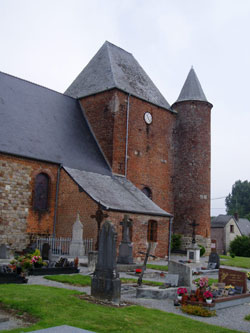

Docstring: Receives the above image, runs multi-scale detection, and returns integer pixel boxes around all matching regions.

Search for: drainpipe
[168,217,173,265]
[53,164,62,237]
[125,94,130,177]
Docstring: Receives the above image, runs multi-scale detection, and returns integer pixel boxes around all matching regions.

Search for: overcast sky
[1,0,250,216]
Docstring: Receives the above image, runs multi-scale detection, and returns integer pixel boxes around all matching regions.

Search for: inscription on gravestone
[189,252,194,260]
[219,268,247,293]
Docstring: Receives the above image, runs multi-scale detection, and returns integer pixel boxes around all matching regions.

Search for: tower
[172,68,213,252]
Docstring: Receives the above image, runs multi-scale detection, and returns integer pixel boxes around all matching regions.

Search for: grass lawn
[0,284,239,333]
[220,255,250,269]
[146,264,168,271]
[44,274,164,287]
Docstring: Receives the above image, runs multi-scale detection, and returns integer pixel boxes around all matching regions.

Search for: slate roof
[65,41,172,111]
[236,218,250,236]
[64,166,172,217]
[211,215,234,228]
[174,67,208,104]
[0,71,110,175]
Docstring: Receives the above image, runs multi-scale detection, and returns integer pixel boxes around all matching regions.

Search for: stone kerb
[69,214,85,257]
[168,260,192,287]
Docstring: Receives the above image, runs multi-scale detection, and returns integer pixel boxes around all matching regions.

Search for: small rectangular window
[230,225,234,233]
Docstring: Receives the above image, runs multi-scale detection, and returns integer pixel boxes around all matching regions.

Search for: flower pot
[206,299,212,304]
[177,295,182,301]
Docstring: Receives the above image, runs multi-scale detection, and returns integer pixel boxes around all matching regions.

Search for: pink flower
[177,287,187,295]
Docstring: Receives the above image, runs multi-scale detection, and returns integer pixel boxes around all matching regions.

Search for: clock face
[144,112,152,125]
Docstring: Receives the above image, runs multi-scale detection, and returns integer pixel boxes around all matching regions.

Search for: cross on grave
[120,215,132,243]
[91,203,109,250]
[137,243,157,287]
[189,220,199,244]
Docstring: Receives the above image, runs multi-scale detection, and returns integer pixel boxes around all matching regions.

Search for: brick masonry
[57,169,170,258]
[80,89,175,214]
[172,100,212,252]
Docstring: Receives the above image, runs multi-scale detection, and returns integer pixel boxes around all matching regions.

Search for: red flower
[177,287,187,295]
[135,268,142,273]
[203,291,213,299]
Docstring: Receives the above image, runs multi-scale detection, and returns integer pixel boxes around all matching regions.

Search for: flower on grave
[225,285,234,290]
[247,272,250,280]
[31,255,42,264]
[203,291,213,300]
[135,268,142,274]
[195,277,208,288]
[177,287,187,296]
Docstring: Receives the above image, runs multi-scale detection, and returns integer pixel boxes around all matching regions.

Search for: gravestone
[168,260,192,287]
[42,243,50,260]
[208,252,220,269]
[117,215,133,264]
[0,244,11,259]
[91,221,121,304]
[69,213,85,257]
[219,268,247,293]
[165,274,179,287]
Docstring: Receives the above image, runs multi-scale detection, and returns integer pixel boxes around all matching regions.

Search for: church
[0,41,212,258]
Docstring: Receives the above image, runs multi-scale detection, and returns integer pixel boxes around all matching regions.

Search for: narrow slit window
[147,220,157,242]
[33,173,50,211]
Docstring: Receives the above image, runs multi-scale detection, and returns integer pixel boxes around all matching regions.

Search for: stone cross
[91,220,121,303]
[120,214,132,243]
[117,215,133,264]
[189,220,199,244]
[69,213,85,257]
[91,204,109,250]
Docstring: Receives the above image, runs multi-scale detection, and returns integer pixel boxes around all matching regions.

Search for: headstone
[42,243,50,260]
[88,251,98,272]
[187,243,200,263]
[69,213,85,257]
[165,274,179,287]
[168,260,192,287]
[0,244,11,259]
[117,215,133,264]
[91,221,121,304]
[219,268,247,293]
[208,252,220,269]
[211,239,217,252]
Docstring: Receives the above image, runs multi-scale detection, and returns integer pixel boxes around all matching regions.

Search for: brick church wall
[0,154,57,251]
[80,90,175,215]
[173,100,212,252]
[57,169,170,258]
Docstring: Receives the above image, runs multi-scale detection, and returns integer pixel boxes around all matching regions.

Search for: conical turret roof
[65,41,171,111]
[175,67,208,103]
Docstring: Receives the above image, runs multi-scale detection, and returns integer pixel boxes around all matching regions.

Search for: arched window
[147,220,157,242]
[142,186,152,200]
[33,173,50,211]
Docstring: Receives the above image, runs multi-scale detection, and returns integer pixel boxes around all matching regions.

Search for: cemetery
[0,215,250,332]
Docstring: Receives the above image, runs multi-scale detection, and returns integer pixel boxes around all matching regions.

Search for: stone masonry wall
[0,154,58,251]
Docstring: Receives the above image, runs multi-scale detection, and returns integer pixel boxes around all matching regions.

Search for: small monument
[187,220,200,263]
[91,221,121,304]
[117,215,133,264]
[0,244,11,259]
[69,213,85,257]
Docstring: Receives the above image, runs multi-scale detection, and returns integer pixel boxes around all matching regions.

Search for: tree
[225,180,250,219]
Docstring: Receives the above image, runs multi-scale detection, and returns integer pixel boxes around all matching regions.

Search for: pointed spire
[175,67,208,103]
[65,41,171,111]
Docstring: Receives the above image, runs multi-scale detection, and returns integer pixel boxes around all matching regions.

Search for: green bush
[198,245,205,257]
[171,234,182,251]
[229,235,250,257]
